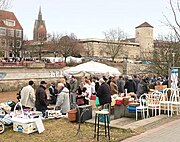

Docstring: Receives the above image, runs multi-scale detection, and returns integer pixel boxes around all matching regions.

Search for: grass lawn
[0,118,136,142]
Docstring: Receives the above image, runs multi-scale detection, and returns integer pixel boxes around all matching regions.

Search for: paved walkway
[122,118,180,142]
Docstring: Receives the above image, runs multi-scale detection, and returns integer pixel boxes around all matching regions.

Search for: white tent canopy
[64,61,121,76]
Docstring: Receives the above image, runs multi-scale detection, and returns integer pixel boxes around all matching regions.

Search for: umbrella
[64,61,121,76]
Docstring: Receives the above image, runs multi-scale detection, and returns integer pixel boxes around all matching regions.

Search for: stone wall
[0,78,63,92]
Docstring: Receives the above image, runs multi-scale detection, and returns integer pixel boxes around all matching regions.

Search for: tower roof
[136,22,153,29]
[38,6,42,20]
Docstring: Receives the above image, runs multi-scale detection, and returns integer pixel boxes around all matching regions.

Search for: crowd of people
[0,57,51,63]
[17,74,169,117]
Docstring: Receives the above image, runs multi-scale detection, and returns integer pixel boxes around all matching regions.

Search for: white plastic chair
[171,88,180,116]
[136,94,149,120]
[159,88,175,117]
[148,91,162,117]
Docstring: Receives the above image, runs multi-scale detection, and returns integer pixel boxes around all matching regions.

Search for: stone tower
[33,7,47,41]
[135,22,154,59]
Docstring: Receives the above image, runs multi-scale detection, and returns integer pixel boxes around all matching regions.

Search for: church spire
[38,6,42,21]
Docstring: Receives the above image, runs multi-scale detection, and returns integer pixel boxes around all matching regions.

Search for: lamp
[123,54,128,75]
[172,53,175,67]
[39,41,43,60]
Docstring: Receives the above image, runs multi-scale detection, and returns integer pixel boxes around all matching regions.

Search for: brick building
[0,10,23,58]
[33,7,47,41]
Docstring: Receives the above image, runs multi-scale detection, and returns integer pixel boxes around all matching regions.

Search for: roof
[136,22,153,29]
[0,10,23,30]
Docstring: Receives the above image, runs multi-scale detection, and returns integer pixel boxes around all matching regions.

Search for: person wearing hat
[55,83,70,115]
[35,80,48,117]
[20,80,35,110]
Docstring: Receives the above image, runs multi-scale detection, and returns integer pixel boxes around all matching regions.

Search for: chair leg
[104,114,107,137]
[147,109,149,118]
[136,110,138,120]
[97,115,100,141]
[107,115,110,141]
[94,114,97,138]
[167,104,169,117]
[143,109,145,119]
[171,104,173,117]
[177,105,178,115]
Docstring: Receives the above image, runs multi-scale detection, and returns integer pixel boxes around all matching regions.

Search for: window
[16,30,22,37]
[0,28,6,35]
[1,39,6,47]
[8,29,14,37]
[5,19,15,26]
[8,39,14,47]
[16,40,21,48]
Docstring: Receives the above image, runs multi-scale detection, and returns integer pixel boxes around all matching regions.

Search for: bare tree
[0,0,11,9]
[49,33,83,63]
[103,28,127,61]
[148,34,180,76]
[164,0,180,41]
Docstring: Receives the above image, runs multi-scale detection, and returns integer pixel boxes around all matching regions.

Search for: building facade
[81,21,154,61]
[0,10,23,58]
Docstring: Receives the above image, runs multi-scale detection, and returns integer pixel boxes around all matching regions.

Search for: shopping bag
[96,97,100,106]
[11,102,41,134]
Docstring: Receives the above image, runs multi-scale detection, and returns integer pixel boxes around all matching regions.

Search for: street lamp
[39,41,43,61]
[123,54,128,75]
[172,53,175,67]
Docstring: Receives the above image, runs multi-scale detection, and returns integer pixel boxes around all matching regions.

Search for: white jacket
[20,85,35,108]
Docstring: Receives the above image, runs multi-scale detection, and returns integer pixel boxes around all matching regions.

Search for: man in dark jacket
[136,78,149,98]
[48,82,58,104]
[35,81,48,117]
[124,76,136,94]
[117,76,124,93]
[96,78,111,107]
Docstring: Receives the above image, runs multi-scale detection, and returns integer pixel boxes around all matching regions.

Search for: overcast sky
[10,0,173,40]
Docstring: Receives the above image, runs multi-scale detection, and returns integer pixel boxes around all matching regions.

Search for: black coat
[124,80,136,93]
[35,85,48,111]
[96,83,111,105]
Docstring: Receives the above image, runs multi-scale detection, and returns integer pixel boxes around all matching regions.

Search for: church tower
[135,22,154,59]
[33,7,47,41]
